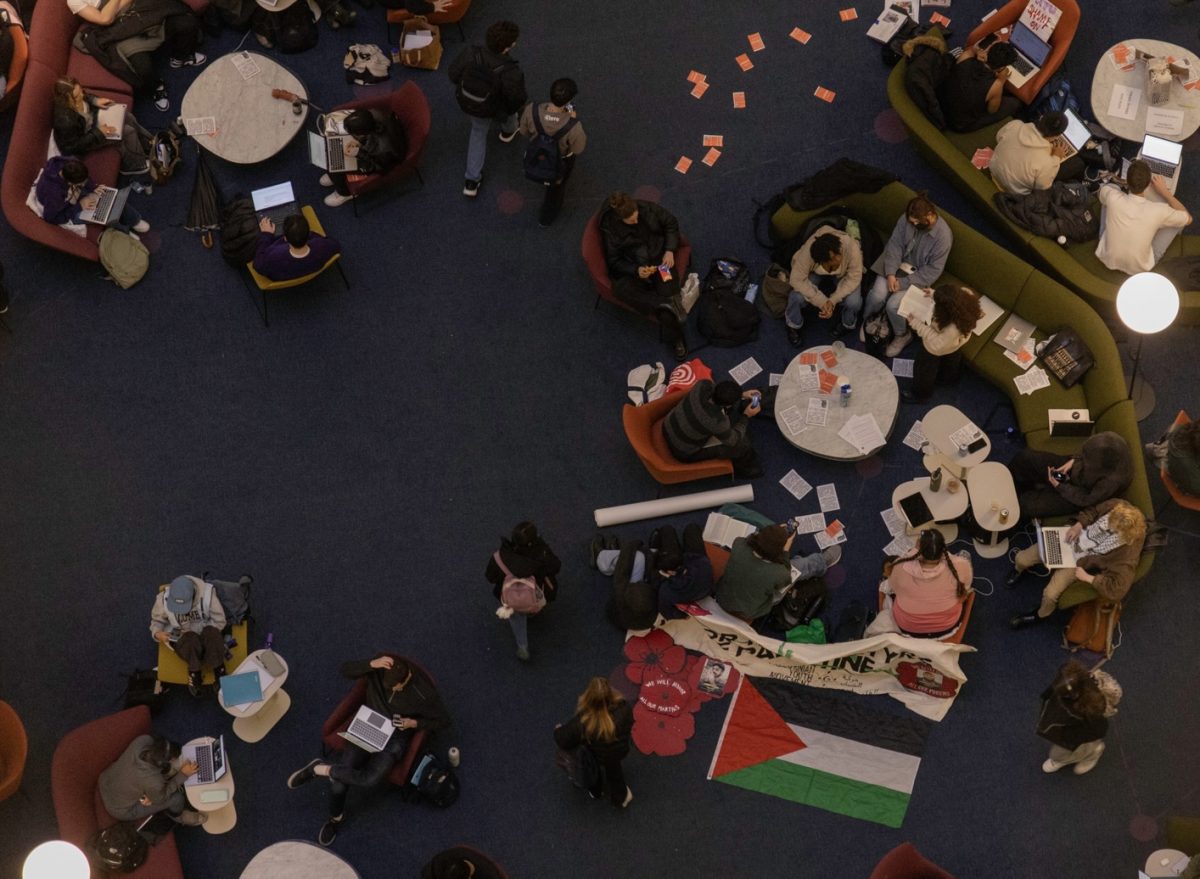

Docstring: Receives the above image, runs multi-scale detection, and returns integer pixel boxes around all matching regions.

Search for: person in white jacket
[149,575,227,696]
[901,284,983,403]
[990,112,1070,196]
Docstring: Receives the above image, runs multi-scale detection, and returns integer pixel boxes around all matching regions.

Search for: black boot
[786,326,804,348]
[1004,566,1024,588]
[1009,609,1042,630]
[327,1,356,28]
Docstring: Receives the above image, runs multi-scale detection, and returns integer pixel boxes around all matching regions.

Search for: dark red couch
[51,706,184,879]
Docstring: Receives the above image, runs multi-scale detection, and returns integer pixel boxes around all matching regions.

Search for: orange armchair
[386,0,472,43]
[0,700,27,801]
[335,81,431,217]
[581,210,692,319]
[622,394,734,486]
[967,0,1081,105]
[1159,411,1200,513]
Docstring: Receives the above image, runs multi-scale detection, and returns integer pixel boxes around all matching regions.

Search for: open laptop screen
[1143,134,1183,166]
[251,181,295,212]
[1010,21,1052,67]
[1062,108,1091,150]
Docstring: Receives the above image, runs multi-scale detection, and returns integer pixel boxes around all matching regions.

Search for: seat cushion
[968,338,1087,433]
[67,50,134,95]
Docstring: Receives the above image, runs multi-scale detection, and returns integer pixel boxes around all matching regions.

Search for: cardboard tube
[594,484,755,527]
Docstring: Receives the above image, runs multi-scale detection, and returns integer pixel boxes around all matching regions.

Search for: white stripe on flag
[779,725,921,794]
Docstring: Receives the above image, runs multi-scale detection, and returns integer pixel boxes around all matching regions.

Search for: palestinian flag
[708,677,931,827]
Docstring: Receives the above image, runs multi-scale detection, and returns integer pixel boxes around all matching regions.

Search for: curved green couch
[772,181,1153,589]
[887,59,1200,325]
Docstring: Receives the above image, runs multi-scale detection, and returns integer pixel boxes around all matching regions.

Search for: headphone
[140,736,178,775]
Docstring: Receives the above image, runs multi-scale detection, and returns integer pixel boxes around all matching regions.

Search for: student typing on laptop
[253,212,342,282]
[35,157,149,235]
[288,655,449,847]
[938,38,1022,133]
[1007,499,1146,629]
[1095,159,1193,275]
[98,734,208,828]
[1009,431,1133,519]
[990,111,1085,195]
[317,108,408,208]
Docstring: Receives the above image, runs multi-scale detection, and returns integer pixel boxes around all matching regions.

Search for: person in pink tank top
[866,529,972,638]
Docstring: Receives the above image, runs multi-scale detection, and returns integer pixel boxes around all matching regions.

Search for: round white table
[1091,39,1200,142]
[892,476,969,543]
[773,346,899,461]
[183,736,236,834]
[920,404,991,480]
[241,841,360,879]
[218,649,291,743]
[1143,848,1191,878]
[180,52,309,164]
[965,461,1019,558]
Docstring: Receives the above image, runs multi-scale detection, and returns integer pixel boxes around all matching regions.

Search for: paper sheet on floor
[780,469,813,501]
[729,357,763,385]
[817,483,840,512]
[891,358,914,378]
[884,534,916,556]
[769,372,783,386]
[902,420,927,451]
[792,513,826,534]
[880,508,907,538]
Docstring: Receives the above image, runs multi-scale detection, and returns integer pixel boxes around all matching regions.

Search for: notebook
[219,670,264,707]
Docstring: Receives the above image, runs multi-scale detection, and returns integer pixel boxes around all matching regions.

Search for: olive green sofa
[887,59,1200,325]
[772,181,1153,590]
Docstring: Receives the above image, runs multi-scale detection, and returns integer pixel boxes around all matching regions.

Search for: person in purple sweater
[252,213,341,281]
[36,156,149,234]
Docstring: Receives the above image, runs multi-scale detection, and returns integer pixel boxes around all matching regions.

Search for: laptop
[1050,107,1092,159]
[97,103,126,141]
[251,181,297,228]
[1138,134,1184,193]
[338,705,395,754]
[995,312,1036,353]
[1048,408,1093,437]
[78,185,131,226]
[186,735,227,786]
[307,130,358,174]
[897,492,935,530]
[1006,21,1052,88]
[1035,520,1078,569]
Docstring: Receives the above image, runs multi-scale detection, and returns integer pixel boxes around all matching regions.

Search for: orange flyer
[702,148,721,167]
[702,135,724,147]
[931,12,950,26]
[691,80,710,99]
[799,353,819,366]
[839,7,858,21]
[790,27,812,44]
[732,91,746,108]
[748,32,765,52]
[674,156,693,174]
[736,53,754,72]
[814,86,836,103]
[687,70,706,84]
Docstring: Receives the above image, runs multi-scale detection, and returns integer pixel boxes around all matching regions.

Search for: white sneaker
[1042,758,1066,773]
[324,191,355,207]
[1072,743,1105,775]
[132,220,150,233]
[858,322,866,343]
[819,545,842,568]
[318,174,333,187]
[885,331,913,358]
[621,787,633,808]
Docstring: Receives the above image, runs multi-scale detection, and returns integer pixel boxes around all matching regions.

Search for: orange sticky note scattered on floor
[930,12,950,26]
[748,32,765,52]
[702,148,722,167]
[687,70,706,84]
[790,27,812,44]
[675,156,693,174]
[690,80,710,99]
[732,91,746,108]
[703,134,724,147]
[814,86,836,103]
[839,7,858,21]
[736,53,754,72]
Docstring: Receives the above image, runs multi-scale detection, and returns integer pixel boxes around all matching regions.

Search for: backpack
[87,823,148,874]
[696,258,760,347]
[760,262,790,319]
[343,43,391,85]
[207,574,253,626]
[220,196,260,267]
[455,47,514,118]
[98,228,149,289]
[410,753,460,807]
[120,668,163,713]
[492,550,546,615]
[273,1,317,54]
[862,308,895,359]
[833,599,875,642]
[1063,599,1121,658]
[1030,75,1082,120]
[148,125,182,184]
[523,110,577,184]
[626,361,667,405]
[768,578,827,632]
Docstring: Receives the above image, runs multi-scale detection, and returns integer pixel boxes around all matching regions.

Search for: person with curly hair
[900,283,983,402]
[1145,417,1200,497]
[714,523,840,623]
[866,529,973,637]
[1036,661,1111,775]
[553,677,634,808]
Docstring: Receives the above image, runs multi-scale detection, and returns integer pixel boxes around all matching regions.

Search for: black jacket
[1060,432,1134,510]
[1036,688,1107,750]
[598,199,680,279]
[993,184,1100,243]
[553,699,634,760]
[484,536,561,602]
[52,101,108,157]
[447,45,527,115]
[421,847,504,879]
[353,109,408,175]
[340,658,450,733]
[783,159,897,211]
[903,38,954,130]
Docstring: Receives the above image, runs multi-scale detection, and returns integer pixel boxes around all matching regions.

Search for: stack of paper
[898,286,935,324]
[838,413,887,455]
[1004,338,1037,370]
[1014,365,1051,395]
[792,513,827,534]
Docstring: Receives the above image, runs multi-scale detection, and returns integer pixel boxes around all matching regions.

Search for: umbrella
[185,145,223,249]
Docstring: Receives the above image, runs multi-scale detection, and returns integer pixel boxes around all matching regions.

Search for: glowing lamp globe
[1116,272,1178,334]
[23,841,90,879]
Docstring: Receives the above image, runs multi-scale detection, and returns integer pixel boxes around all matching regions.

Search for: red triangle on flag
[710,678,806,777]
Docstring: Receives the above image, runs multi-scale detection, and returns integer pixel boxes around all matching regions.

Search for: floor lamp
[23,841,90,879]
[1116,272,1179,422]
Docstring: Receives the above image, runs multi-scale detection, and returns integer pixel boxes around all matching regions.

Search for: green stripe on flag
[715,758,910,828]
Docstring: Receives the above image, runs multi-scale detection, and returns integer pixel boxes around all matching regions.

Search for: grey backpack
[98,229,149,289]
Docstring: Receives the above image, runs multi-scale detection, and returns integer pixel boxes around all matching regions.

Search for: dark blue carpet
[2,1,1199,877]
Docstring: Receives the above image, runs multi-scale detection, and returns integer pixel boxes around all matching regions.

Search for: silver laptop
[307,131,358,174]
[995,312,1035,353]
[338,705,395,754]
[1035,520,1078,569]
[78,185,131,226]
[1050,107,1091,160]
[1139,134,1184,193]
[1006,21,1052,88]
[251,181,297,228]
[186,734,227,786]
[97,103,126,141]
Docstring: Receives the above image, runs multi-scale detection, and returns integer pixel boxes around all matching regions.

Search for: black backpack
[206,573,253,626]
[833,599,875,643]
[88,823,148,874]
[696,258,760,347]
[523,111,576,184]
[455,47,514,118]
[768,577,827,632]
[411,753,460,807]
[272,2,317,54]
[220,196,260,267]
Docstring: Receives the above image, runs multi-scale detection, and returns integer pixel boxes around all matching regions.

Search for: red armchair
[51,706,184,879]
[320,655,432,787]
[869,842,956,879]
[622,394,734,486]
[1158,411,1200,513]
[581,210,692,319]
[0,700,27,801]
[335,80,431,217]
[967,0,1081,105]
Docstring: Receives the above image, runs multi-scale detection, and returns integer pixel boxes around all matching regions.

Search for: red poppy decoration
[632,696,698,756]
[623,628,688,685]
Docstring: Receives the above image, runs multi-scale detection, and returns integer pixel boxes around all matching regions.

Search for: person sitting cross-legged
[252,212,341,282]
[714,524,839,624]
[287,655,450,847]
[150,575,226,697]
[865,529,973,638]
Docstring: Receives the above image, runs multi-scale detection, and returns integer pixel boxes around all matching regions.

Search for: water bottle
[839,382,852,407]
[930,467,943,492]
[224,636,237,661]
[1006,426,1017,444]
[264,632,274,651]
[448,747,461,768]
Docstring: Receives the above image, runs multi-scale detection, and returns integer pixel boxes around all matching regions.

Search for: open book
[702,512,757,549]
[897,285,935,324]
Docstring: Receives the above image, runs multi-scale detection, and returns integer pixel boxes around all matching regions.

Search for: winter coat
[783,158,897,211]
[993,183,1100,243]
[553,699,634,760]
[598,199,680,279]
[1036,689,1107,750]
[902,33,953,130]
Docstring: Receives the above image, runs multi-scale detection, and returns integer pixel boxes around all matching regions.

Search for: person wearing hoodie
[990,111,1077,195]
[1009,431,1133,520]
[35,156,149,235]
[866,529,972,637]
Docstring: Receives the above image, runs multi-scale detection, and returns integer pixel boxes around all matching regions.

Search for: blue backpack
[522,110,576,184]
[1030,76,1082,120]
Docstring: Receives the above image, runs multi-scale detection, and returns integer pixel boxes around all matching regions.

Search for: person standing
[448,20,526,198]
[484,521,561,661]
[553,677,634,808]
[519,77,587,227]
[1035,661,1112,775]
[900,283,982,401]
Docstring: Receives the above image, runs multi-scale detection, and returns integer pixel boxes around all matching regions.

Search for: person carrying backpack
[553,677,634,808]
[519,77,587,227]
[447,20,527,198]
[484,521,560,661]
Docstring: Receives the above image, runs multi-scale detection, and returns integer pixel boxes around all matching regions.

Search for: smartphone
[564,101,575,113]
[658,264,672,282]
[1051,469,1069,483]
[750,391,762,407]
[978,33,998,50]
[785,519,798,535]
